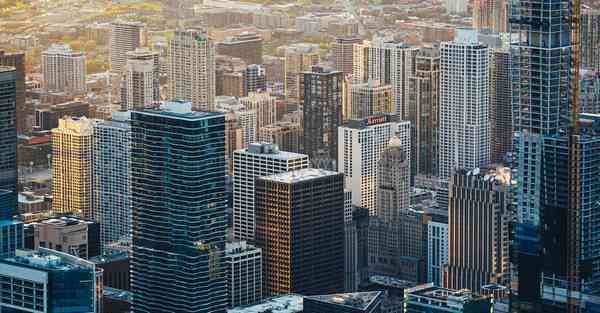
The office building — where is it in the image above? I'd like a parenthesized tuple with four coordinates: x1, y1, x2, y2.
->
(444, 167, 512, 293)
(580, 69, 600, 114)
(168, 29, 216, 111)
(92, 112, 131, 250)
(284, 43, 320, 104)
(303, 291, 383, 313)
(223, 111, 244, 174)
(408, 47, 440, 178)
(375, 135, 410, 221)
(42, 44, 86, 94)
(255, 168, 345, 296)
(0, 248, 103, 313)
(0, 190, 23, 259)
(215, 96, 258, 149)
(217, 32, 263, 65)
(333, 37, 362, 76)
(35, 100, 90, 131)
(472, 0, 508, 33)
(582, 8, 600, 71)
(403, 284, 492, 313)
(29, 216, 101, 259)
(338, 115, 410, 214)
(224, 241, 263, 307)
(239, 92, 276, 132)
(0, 51, 26, 133)
(232, 142, 309, 241)
(0, 67, 17, 201)
(347, 81, 393, 119)
(300, 66, 343, 169)
(51, 117, 94, 218)
(344, 207, 370, 291)
(243, 64, 267, 95)
(427, 209, 449, 287)
(259, 122, 302, 153)
(90, 250, 130, 290)
(110, 21, 145, 74)
(130, 101, 227, 313)
(121, 48, 160, 110)
(439, 29, 490, 180)
(490, 49, 512, 163)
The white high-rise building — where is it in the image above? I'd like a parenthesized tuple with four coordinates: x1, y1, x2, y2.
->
(439, 28, 490, 181)
(168, 29, 215, 111)
(110, 21, 144, 74)
(41, 44, 86, 94)
(233, 143, 309, 241)
(216, 96, 258, 148)
(121, 48, 160, 110)
(225, 241, 263, 308)
(92, 112, 131, 251)
(338, 115, 410, 214)
(239, 92, 277, 132)
(428, 219, 449, 286)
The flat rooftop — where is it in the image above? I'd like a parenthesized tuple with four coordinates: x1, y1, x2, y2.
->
(305, 291, 381, 311)
(236, 142, 308, 160)
(262, 168, 339, 184)
(228, 294, 303, 313)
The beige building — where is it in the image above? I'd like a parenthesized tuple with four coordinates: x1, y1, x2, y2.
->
(32, 216, 100, 259)
(346, 80, 393, 119)
(51, 117, 94, 219)
(259, 121, 302, 153)
(284, 44, 319, 106)
(240, 92, 277, 133)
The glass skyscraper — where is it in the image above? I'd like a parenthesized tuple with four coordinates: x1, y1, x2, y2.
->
(0, 67, 17, 207)
(130, 101, 227, 313)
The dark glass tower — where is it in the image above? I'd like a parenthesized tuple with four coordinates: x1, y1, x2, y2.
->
(130, 101, 227, 313)
(0, 67, 17, 207)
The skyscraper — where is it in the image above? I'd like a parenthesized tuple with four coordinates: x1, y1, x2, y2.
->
(255, 168, 345, 296)
(239, 92, 276, 132)
(300, 66, 343, 169)
(445, 0, 468, 14)
(130, 101, 227, 313)
(284, 43, 320, 106)
(333, 36, 362, 76)
(490, 48, 512, 163)
(92, 112, 131, 251)
(42, 44, 86, 94)
(0, 67, 17, 202)
(376, 136, 410, 221)
(439, 28, 490, 181)
(51, 116, 94, 218)
(347, 80, 394, 119)
(472, 0, 508, 33)
(224, 241, 263, 307)
(0, 51, 27, 133)
(110, 21, 145, 74)
(344, 207, 370, 291)
(121, 48, 160, 110)
(427, 211, 449, 287)
(581, 7, 600, 71)
(168, 29, 216, 111)
(243, 64, 267, 95)
(338, 115, 410, 214)
(444, 167, 512, 293)
(232, 142, 309, 241)
(259, 121, 302, 153)
(408, 47, 440, 179)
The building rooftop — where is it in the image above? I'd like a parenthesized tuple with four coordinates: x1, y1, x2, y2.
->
(369, 275, 416, 289)
(305, 291, 382, 311)
(2, 248, 95, 273)
(227, 294, 303, 313)
(406, 283, 489, 303)
(0, 66, 16, 73)
(137, 100, 223, 121)
(262, 168, 339, 184)
(103, 287, 132, 302)
(236, 142, 307, 161)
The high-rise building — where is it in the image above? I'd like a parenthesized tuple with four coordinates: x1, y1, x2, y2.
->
(0, 190, 23, 259)
(344, 207, 370, 291)
(444, 167, 512, 293)
(0, 248, 103, 313)
(0, 51, 27, 133)
(130, 101, 227, 313)
(92, 112, 131, 251)
(408, 47, 440, 179)
(259, 121, 302, 153)
(445, 0, 468, 14)
(216, 32, 263, 66)
(427, 211, 448, 287)
(303, 291, 384, 313)
(284, 43, 320, 105)
(232, 142, 309, 241)
(215, 96, 257, 149)
(35, 100, 90, 131)
(490, 48, 512, 163)
(51, 117, 94, 219)
(580, 69, 600, 114)
(168, 29, 216, 111)
(375, 136, 410, 221)
(224, 241, 263, 307)
(404, 284, 492, 313)
(30, 216, 101, 259)
(333, 36, 362, 76)
(347, 80, 394, 120)
(439, 28, 490, 181)
(110, 21, 145, 74)
(42, 44, 86, 94)
(338, 115, 410, 214)
(300, 66, 343, 169)
(581, 8, 600, 71)
(243, 64, 267, 95)
(472, 0, 508, 33)
(255, 168, 345, 296)
(239, 92, 276, 133)
(121, 48, 160, 110)
(0, 67, 17, 202)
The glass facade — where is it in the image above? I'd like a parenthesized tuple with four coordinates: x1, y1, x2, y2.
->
(0, 67, 17, 208)
(130, 103, 227, 313)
